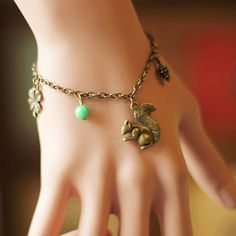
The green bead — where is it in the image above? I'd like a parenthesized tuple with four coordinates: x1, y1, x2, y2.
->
(75, 104, 90, 120)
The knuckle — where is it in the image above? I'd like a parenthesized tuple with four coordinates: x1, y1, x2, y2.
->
(171, 166, 188, 185)
(119, 159, 152, 189)
(164, 158, 188, 187)
(40, 175, 65, 195)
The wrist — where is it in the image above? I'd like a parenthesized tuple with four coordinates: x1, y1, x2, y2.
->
(16, 0, 151, 87)
(35, 31, 150, 92)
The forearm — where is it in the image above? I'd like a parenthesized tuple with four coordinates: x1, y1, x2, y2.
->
(14, 0, 150, 87)
(14, 0, 146, 44)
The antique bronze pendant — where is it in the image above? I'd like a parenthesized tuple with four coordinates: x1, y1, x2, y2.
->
(28, 86, 43, 118)
(121, 102, 160, 150)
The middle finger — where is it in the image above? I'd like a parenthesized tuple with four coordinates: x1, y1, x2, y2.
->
(116, 154, 156, 236)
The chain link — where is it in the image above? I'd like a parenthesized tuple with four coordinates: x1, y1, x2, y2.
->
(31, 32, 159, 102)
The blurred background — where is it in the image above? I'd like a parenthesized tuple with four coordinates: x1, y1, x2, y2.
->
(0, 0, 236, 235)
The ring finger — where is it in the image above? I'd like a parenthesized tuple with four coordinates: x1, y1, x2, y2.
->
(117, 156, 155, 236)
(153, 148, 192, 236)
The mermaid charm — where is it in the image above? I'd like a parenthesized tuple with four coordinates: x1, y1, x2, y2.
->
(121, 102, 160, 149)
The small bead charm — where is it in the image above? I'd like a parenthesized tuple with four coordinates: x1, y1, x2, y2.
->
(75, 93, 89, 120)
(75, 104, 90, 120)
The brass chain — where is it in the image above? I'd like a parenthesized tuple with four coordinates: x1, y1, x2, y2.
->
(28, 32, 169, 149)
(31, 32, 159, 106)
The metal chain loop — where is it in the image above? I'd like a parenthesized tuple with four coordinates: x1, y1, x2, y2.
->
(31, 32, 160, 103)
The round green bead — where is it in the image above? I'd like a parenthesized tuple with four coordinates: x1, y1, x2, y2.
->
(75, 104, 90, 120)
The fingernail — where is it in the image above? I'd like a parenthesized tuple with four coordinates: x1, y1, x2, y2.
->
(219, 181, 236, 208)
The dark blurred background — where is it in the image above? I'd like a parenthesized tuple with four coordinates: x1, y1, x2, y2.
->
(0, 0, 236, 236)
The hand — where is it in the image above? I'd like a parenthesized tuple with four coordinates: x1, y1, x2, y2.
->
(27, 52, 236, 236)
(13, 0, 236, 235)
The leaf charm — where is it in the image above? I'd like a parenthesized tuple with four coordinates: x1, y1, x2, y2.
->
(28, 87, 43, 118)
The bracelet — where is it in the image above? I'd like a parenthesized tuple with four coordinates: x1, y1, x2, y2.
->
(28, 32, 170, 150)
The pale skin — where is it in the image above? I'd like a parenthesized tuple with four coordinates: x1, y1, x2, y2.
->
(14, 0, 236, 236)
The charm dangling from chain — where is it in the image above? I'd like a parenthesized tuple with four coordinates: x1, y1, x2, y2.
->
(28, 71, 43, 118)
(121, 97, 161, 150)
(146, 31, 170, 83)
